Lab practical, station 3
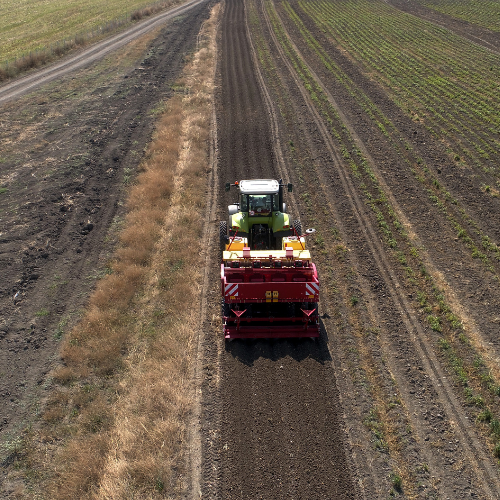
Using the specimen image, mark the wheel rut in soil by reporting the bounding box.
[200,0,356,498]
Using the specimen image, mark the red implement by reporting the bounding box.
[221,249,320,339]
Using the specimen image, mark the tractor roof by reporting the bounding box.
[239,179,279,194]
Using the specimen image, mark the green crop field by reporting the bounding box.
[0,0,164,63]
[290,0,500,177]
[261,0,500,466]
[422,0,500,33]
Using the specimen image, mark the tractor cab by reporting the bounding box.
[239,180,279,216]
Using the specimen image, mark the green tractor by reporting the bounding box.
[220,179,301,251]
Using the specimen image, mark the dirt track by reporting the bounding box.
[0,0,211,455]
[200,1,357,497]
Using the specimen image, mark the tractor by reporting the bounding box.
[219,179,320,339]
[220,179,301,251]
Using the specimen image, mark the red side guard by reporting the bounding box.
[221,260,320,339]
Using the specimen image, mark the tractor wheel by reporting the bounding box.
[293,220,302,236]
[220,221,228,251]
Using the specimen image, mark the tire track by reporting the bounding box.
[261,2,500,498]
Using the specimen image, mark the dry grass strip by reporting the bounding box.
[14,5,219,498]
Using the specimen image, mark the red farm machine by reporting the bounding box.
[220,179,320,339]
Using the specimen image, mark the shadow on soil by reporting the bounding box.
[225,319,331,366]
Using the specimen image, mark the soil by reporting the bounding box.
[2,0,500,498]
[201,0,500,498]
[0,0,211,458]
[200,1,357,497]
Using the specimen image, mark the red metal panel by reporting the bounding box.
[220,263,320,338]
[221,263,320,303]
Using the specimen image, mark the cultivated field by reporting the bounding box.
[1,0,500,498]
[420,0,500,32]
[201,0,500,497]
[0,0,184,80]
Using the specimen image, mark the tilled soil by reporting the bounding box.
[200,0,357,498]
[202,0,500,498]
[2,0,500,498]
[0,0,211,451]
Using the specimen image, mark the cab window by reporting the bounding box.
[240,194,278,213]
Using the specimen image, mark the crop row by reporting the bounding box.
[269,0,500,460]
[421,0,500,33]
[296,0,500,183]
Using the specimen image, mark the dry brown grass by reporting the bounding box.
[16,5,220,498]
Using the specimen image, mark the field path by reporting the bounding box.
[0,0,205,105]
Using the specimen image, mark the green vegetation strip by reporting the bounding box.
[282,0,500,275]
[270,0,500,460]
[422,0,500,33]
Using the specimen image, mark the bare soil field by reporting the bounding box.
[2,0,500,498]
[0,0,210,476]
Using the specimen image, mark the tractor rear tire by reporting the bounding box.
[220,221,228,252]
[293,220,302,236]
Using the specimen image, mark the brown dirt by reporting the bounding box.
[0,0,212,467]
[200,0,357,498]
[2,0,500,498]
[200,0,500,498]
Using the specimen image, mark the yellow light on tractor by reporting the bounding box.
[266,291,272,303]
